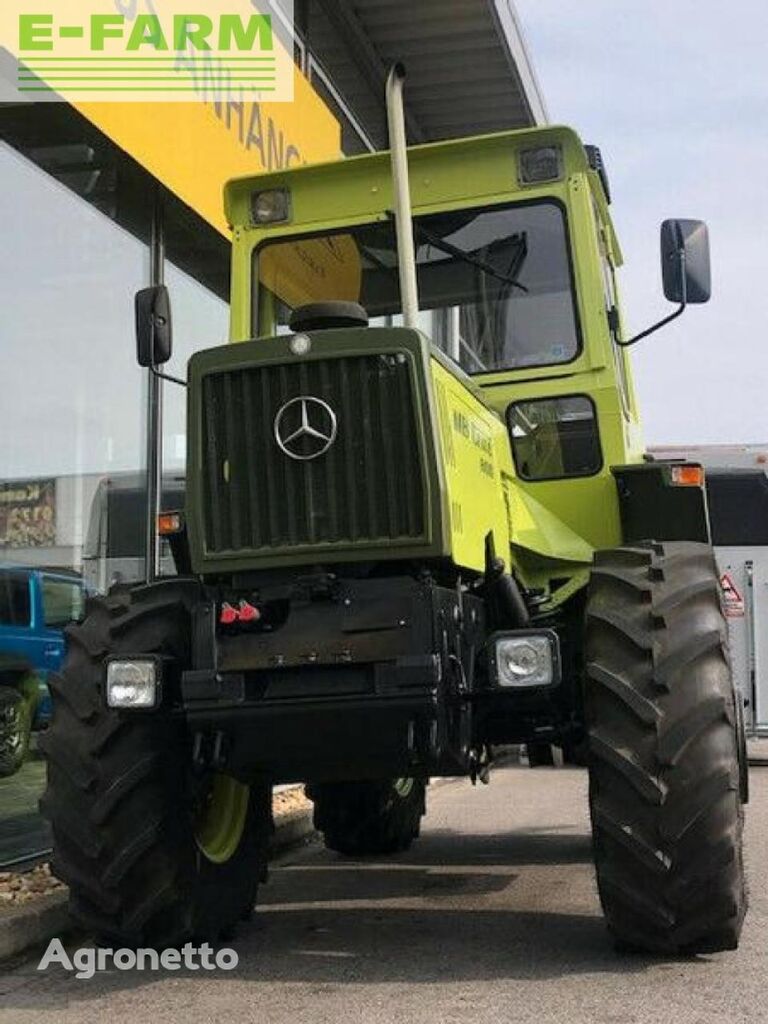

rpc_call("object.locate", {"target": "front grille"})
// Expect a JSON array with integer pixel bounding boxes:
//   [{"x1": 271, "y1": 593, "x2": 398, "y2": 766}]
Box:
[{"x1": 200, "y1": 353, "x2": 427, "y2": 555}]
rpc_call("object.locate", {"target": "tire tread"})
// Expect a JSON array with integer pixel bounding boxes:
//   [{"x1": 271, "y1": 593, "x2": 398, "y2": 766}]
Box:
[{"x1": 585, "y1": 541, "x2": 747, "y2": 954}]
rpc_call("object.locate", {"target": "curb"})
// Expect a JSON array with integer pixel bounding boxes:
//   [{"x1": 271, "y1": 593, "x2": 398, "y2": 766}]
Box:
[
  {"x1": 0, "y1": 803, "x2": 316, "y2": 964},
  {"x1": 272, "y1": 806, "x2": 317, "y2": 855},
  {"x1": 0, "y1": 891, "x2": 71, "y2": 963}
]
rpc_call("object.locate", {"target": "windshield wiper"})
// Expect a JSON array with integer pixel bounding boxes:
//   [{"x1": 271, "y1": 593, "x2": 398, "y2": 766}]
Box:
[{"x1": 413, "y1": 222, "x2": 528, "y2": 294}]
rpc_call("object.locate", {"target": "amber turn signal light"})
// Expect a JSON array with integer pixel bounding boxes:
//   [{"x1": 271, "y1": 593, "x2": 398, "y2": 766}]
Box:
[
  {"x1": 157, "y1": 511, "x2": 184, "y2": 535},
  {"x1": 669, "y1": 465, "x2": 704, "y2": 487}
]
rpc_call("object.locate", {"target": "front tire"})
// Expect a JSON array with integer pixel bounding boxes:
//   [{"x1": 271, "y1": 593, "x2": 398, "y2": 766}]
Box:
[
  {"x1": 308, "y1": 778, "x2": 426, "y2": 856},
  {"x1": 40, "y1": 583, "x2": 271, "y2": 948},
  {"x1": 585, "y1": 542, "x2": 747, "y2": 954}
]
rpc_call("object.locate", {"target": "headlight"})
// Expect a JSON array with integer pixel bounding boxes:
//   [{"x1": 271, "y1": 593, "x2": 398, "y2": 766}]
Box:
[
  {"x1": 518, "y1": 145, "x2": 563, "y2": 185},
  {"x1": 490, "y1": 631, "x2": 560, "y2": 689},
  {"x1": 251, "y1": 188, "x2": 291, "y2": 225},
  {"x1": 106, "y1": 659, "x2": 159, "y2": 709}
]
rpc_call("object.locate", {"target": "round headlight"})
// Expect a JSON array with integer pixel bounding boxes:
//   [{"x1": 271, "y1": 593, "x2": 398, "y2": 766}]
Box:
[
  {"x1": 289, "y1": 334, "x2": 312, "y2": 356},
  {"x1": 503, "y1": 642, "x2": 542, "y2": 678}
]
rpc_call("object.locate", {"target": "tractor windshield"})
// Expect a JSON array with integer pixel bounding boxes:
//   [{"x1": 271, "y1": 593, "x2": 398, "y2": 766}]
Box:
[{"x1": 254, "y1": 199, "x2": 580, "y2": 374}]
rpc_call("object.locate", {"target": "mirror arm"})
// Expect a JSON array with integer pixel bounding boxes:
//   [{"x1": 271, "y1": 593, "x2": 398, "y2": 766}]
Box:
[
  {"x1": 616, "y1": 245, "x2": 688, "y2": 348},
  {"x1": 615, "y1": 302, "x2": 685, "y2": 348},
  {"x1": 150, "y1": 364, "x2": 187, "y2": 389},
  {"x1": 148, "y1": 314, "x2": 187, "y2": 387}
]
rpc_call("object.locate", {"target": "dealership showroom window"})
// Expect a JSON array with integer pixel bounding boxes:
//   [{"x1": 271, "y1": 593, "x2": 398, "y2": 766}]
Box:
[{"x1": 0, "y1": 140, "x2": 227, "y2": 857}]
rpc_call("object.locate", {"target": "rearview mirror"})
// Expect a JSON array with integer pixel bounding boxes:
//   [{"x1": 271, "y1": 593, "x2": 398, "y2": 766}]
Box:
[
  {"x1": 661, "y1": 219, "x2": 711, "y2": 305},
  {"x1": 135, "y1": 285, "x2": 172, "y2": 367}
]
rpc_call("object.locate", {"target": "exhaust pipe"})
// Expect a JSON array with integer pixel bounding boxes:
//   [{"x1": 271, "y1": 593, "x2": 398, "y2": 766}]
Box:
[{"x1": 385, "y1": 64, "x2": 419, "y2": 329}]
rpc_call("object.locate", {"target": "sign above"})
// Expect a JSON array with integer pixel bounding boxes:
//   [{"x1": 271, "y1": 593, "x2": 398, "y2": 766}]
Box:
[
  {"x1": 0, "y1": 0, "x2": 340, "y2": 237},
  {"x1": 74, "y1": 63, "x2": 341, "y2": 235}
]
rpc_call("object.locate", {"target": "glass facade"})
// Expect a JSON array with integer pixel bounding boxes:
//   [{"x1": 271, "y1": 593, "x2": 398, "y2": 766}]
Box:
[
  {"x1": 0, "y1": 141, "x2": 147, "y2": 570},
  {"x1": 0, "y1": 142, "x2": 227, "y2": 577},
  {"x1": 0, "y1": 139, "x2": 227, "y2": 861},
  {"x1": 0, "y1": 14, "x2": 491, "y2": 868}
]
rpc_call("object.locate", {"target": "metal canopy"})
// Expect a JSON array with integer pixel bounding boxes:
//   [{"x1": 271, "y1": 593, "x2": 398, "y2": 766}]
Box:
[{"x1": 307, "y1": 0, "x2": 547, "y2": 150}]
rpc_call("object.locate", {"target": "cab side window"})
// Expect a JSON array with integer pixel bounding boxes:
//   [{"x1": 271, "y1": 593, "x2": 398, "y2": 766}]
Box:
[{"x1": 508, "y1": 396, "x2": 602, "y2": 481}]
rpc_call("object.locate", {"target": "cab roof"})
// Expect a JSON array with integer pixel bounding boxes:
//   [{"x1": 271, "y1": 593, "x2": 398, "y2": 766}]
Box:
[{"x1": 224, "y1": 124, "x2": 621, "y2": 263}]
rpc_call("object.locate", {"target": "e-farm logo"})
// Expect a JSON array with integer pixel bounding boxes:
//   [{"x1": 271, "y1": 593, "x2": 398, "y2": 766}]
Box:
[{"x1": 0, "y1": 1, "x2": 294, "y2": 102}]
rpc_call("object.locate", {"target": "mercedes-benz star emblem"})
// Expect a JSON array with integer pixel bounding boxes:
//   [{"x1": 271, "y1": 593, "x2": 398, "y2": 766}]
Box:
[{"x1": 274, "y1": 396, "x2": 338, "y2": 461}]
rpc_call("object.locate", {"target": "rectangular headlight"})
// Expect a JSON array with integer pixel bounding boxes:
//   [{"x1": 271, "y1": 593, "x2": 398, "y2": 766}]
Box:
[
  {"x1": 106, "y1": 658, "x2": 159, "y2": 709},
  {"x1": 518, "y1": 145, "x2": 563, "y2": 185},
  {"x1": 489, "y1": 630, "x2": 560, "y2": 689},
  {"x1": 251, "y1": 188, "x2": 291, "y2": 225}
]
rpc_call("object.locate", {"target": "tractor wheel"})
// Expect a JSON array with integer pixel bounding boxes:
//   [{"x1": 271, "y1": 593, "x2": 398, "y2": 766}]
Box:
[
  {"x1": 0, "y1": 685, "x2": 32, "y2": 777},
  {"x1": 585, "y1": 542, "x2": 747, "y2": 954},
  {"x1": 39, "y1": 584, "x2": 272, "y2": 948},
  {"x1": 308, "y1": 778, "x2": 426, "y2": 856}
]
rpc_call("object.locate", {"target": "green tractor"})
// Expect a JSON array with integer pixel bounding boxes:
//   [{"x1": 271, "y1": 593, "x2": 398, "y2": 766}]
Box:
[{"x1": 41, "y1": 68, "x2": 747, "y2": 954}]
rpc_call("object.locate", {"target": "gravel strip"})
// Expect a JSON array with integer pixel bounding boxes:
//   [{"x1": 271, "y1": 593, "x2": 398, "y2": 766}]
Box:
[
  {"x1": 272, "y1": 786, "x2": 312, "y2": 819},
  {"x1": 0, "y1": 865, "x2": 65, "y2": 912}
]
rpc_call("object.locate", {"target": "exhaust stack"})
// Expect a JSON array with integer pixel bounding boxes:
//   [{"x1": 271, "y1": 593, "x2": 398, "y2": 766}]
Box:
[{"x1": 385, "y1": 64, "x2": 419, "y2": 330}]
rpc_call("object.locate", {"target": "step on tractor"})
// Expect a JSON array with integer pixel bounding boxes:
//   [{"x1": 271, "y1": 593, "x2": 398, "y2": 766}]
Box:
[{"x1": 41, "y1": 68, "x2": 747, "y2": 955}]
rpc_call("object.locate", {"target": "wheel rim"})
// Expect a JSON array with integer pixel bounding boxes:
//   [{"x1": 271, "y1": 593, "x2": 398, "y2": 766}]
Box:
[
  {"x1": 194, "y1": 774, "x2": 250, "y2": 864},
  {"x1": 393, "y1": 777, "x2": 414, "y2": 798},
  {"x1": 2, "y1": 704, "x2": 23, "y2": 754}
]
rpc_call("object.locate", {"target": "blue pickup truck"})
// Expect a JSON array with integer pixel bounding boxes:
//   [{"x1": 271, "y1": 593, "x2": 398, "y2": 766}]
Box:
[{"x1": 0, "y1": 566, "x2": 86, "y2": 776}]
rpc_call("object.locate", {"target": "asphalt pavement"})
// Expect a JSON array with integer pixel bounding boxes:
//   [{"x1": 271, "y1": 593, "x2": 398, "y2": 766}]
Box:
[{"x1": 1, "y1": 763, "x2": 766, "y2": 1024}]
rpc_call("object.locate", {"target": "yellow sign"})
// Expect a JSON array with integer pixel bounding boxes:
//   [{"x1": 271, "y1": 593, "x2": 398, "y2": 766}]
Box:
[
  {"x1": 74, "y1": 64, "x2": 341, "y2": 235},
  {"x1": 1, "y1": 2, "x2": 341, "y2": 235}
]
